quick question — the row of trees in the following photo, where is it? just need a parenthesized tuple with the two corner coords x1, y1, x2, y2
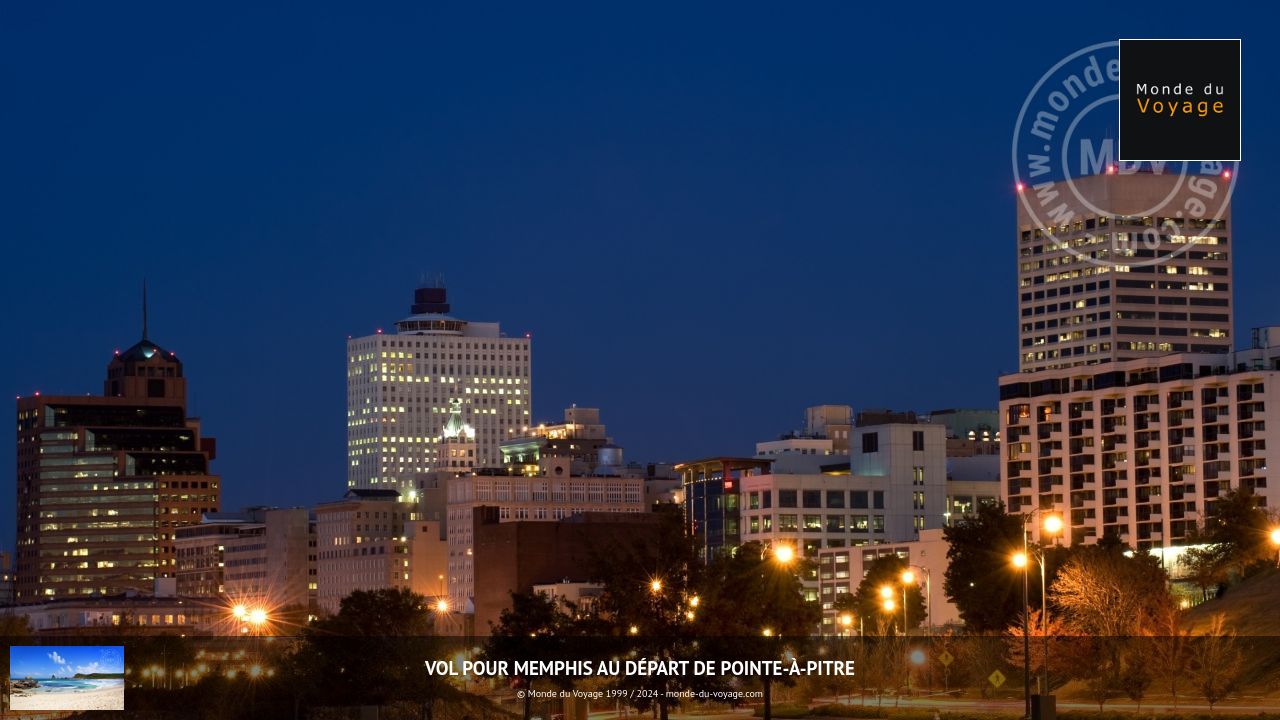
(942, 488, 1277, 632)
(933, 490, 1274, 711)
(484, 509, 820, 720)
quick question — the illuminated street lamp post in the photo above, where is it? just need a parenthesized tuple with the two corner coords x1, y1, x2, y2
(1013, 511, 1063, 720)
(1039, 514, 1063, 692)
(900, 567, 932, 638)
(1011, 550, 1031, 719)
(879, 592, 896, 636)
(232, 603, 270, 636)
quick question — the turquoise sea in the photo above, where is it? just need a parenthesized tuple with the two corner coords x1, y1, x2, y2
(19, 678, 124, 693)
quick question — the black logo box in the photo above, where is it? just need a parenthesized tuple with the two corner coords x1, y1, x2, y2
(1119, 38, 1240, 162)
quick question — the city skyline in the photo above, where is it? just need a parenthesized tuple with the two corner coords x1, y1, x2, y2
(6, 4, 1280, 550)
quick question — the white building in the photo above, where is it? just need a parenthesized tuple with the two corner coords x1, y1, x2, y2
(1001, 328, 1280, 550)
(347, 285, 532, 493)
(815, 529, 957, 633)
(445, 455, 645, 611)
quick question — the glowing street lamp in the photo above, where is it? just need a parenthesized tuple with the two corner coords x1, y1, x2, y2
(1043, 514, 1064, 536)
(1270, 527, 1280, 567)
(649, 578, 664, 594)
(901, 564, 934, 638)
(773, 544, 796, 565)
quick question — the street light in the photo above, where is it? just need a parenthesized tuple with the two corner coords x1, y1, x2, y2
(1039, 514, 1063, 697)
(773, 544, 796, 565)
(1012, 550, 1031, 719)
(1043, 514, 1064, 536)
(1012, 510, 1062, 720)
(650, 578, 664, 594)
(1270, 527, 1280, 567)
(900, 566, 933, 638)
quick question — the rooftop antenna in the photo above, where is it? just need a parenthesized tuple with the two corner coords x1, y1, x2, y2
(142, 280, 149, 341)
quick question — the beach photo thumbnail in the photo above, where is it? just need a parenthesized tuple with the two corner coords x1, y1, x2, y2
(9, 645, 125, 712)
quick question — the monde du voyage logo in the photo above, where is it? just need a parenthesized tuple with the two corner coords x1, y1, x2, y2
(1012, 40, 1240, 270)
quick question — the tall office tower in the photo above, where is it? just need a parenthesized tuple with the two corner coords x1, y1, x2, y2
(346, 285, 532, 494)
(1017, 172, 1232, 372)
(15, 311, 221, 601)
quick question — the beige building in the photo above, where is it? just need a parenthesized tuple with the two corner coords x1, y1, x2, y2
(174, 508, 317, 612)
(175, 517, 246, 598)
(315, 489, 446, 614)
(1001, 329, 1280, 550)
(445, 456, 645, 611)
(7, 593, 221, 635)
(1017, 172, 1232, 372)
(222, 508, 316, 611)
(500, 406, 615, 475)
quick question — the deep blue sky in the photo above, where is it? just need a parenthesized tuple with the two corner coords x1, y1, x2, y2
(10, 645, 123, 678)
(3, 4, 1278, 546)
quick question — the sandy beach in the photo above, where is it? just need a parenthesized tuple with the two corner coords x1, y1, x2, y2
(10, 683, 125, 712)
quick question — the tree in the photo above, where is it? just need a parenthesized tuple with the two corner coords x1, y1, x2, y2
(1148, 601, 1193, 708)
(1003, 609, 1076, 693)
(1180, 544, 1230, 601)
(585, 507, 705, 720)
(848, 556, 926, 634)
(1051, 544, 1171, 637)
(943, 502, 1028, 631)
(1080, 638, 1122, 711)
(1117, 641, 1153, 713)
(301, 588, 451, 716)
(1193, 615, 1244, 712)
(1186, 488, 1275, 587)
(483, 591, 574, 720)
(697, 541, 821, 720)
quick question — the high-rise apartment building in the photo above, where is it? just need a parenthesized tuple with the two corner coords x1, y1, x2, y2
(1001, 333, 1280, 550)
(347, 285, 532, 494)
(1017, 172, 1231, 372)
(15, 316, 221, 601)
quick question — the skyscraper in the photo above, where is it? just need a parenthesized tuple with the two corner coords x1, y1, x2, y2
(15, 303, 221, 601)
(1001, 170, 1267, 552)
(346, 285, 532, 493)
(1017, 172, 1232, 372)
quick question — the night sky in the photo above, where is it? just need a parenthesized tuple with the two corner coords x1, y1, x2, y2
(4, 4, 1278, 546)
